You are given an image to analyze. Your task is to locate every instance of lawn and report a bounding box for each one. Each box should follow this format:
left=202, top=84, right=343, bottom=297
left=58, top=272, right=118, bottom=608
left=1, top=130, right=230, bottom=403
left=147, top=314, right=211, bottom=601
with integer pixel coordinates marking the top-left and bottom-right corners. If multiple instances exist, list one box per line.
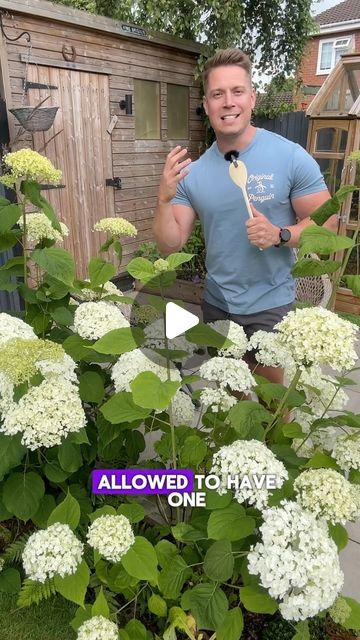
left=0, top=592, right=76, bottom=640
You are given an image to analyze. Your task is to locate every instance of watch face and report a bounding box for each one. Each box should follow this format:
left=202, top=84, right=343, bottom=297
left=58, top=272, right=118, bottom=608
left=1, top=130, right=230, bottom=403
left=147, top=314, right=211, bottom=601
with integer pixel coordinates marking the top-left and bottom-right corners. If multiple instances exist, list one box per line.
left=280, top=228, right=291, bottom=243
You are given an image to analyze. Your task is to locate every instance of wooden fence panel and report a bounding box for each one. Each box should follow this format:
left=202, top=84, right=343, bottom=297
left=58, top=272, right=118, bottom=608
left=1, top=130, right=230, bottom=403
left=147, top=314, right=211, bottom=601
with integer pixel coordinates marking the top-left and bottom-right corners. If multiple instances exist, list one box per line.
left=254, top=111, right=309, bottom=149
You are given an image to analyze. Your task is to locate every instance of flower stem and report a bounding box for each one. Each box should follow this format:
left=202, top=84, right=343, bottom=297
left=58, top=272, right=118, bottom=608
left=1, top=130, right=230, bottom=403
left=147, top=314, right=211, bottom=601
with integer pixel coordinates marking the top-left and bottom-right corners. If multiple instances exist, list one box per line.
left=266, top=367, right=302, bottom=436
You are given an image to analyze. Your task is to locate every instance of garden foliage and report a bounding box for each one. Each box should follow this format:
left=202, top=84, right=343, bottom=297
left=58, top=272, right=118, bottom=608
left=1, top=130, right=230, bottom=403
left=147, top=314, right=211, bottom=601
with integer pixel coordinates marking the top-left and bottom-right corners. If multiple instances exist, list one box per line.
left=0, top=149, right=360, bottom=639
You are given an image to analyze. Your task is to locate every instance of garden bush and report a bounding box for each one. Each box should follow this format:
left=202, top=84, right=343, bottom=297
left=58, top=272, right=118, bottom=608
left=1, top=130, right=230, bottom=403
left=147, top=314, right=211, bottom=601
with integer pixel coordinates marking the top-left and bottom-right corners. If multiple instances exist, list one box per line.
left=0, top=149, right=359, bottom=640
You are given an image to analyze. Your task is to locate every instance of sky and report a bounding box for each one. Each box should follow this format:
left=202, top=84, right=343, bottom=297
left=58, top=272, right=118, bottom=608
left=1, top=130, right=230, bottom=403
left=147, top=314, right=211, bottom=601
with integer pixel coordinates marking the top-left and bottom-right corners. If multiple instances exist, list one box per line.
left=311, top=0, right=341, bottom=15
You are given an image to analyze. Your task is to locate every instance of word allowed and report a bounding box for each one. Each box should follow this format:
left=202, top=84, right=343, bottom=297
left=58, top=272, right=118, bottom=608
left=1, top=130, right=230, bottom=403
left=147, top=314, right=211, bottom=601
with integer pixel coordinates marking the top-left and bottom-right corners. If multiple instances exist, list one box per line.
left=92, top=470, right=278, bottom=507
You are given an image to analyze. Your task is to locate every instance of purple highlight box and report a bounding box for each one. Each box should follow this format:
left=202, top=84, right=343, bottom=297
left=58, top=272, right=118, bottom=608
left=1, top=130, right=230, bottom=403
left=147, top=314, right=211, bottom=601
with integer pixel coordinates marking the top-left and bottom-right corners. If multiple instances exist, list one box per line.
left=92, top=469, right=194, bottom=495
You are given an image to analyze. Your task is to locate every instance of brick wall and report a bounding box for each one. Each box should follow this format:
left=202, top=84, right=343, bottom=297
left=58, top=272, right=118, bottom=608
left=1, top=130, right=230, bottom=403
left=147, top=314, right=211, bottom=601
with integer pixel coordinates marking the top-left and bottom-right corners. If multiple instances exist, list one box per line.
left=297, top=28, right=360, bottom=109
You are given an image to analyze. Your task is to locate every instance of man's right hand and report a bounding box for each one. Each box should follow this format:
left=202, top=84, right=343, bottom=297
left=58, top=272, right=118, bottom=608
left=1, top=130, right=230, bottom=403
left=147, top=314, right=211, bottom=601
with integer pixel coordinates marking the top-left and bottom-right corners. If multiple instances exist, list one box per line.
left=158, top=146, right=192, bottom=204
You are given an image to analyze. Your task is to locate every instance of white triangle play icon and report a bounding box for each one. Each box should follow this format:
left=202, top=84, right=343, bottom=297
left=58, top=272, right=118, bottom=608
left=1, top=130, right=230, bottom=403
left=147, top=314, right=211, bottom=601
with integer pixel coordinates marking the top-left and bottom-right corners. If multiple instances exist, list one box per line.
left=165, top=302, right=199, bottom=339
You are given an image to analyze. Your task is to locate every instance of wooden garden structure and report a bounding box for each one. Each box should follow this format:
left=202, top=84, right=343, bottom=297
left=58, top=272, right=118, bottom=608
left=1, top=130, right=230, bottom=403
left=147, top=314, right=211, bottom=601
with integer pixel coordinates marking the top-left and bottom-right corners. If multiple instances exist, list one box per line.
left=306, top=53, right=360, bottom=314
left=0, top=0, right=204, bottom=277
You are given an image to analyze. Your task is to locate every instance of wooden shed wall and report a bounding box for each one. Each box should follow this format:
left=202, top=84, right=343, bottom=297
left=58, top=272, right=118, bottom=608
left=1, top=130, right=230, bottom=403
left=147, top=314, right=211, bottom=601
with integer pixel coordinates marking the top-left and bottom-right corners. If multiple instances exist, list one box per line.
left=2, top=11, right=203, bottom=275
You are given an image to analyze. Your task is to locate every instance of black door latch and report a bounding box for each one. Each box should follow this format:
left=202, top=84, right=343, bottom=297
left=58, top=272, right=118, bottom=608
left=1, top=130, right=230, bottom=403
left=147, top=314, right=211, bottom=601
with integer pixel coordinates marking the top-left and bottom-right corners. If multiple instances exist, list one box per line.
left=106, top=177, right=122, bottom=189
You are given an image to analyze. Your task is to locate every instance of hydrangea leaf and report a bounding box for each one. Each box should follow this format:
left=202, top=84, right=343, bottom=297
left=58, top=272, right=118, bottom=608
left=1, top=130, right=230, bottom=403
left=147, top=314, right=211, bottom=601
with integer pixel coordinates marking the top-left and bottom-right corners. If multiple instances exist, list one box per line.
left=21, top=181, right=62, bottom=233
left=155, top=540, right=178, bottom=569
left=121, top=536, right=158, bottom=583
left=240, top=585, right=278, bottom=614
left=126, top=257, right=155, bottom=282
left=158, top=555, right=192, bottom=599
left=117, top=503, right=145, bottom=523
left=32, top=247, right=75, bottom=286
left=101, top=392, right=151, bottom=424
left=180, top=435, right=207, bottom=466
left=328, top=523, right=348, bottom=551
left=3, top=471, right=45, bottom=522
left=204, top=540, right=234, bottom=582
left=125, top=619, right=147, bottom=640
left=91, top=586, right=110, bottom=618
left=0, top=568, right=21, bottom=594
left=189, top=583, right=228, bottom=630
left=79, top=371, right=105, bottom=404
left=228, top=401, right=272, bottom=437
left=131, top=372, right=180, bottom=410
left=208, top=504, right=255, bottom=541
left=291, top=258, right=341, bottom=277
left=47, top=490, right=81, bottom=530
left=0, top=433, right=26, bottom=482
left=166, top=253, right=195, bottom=269
left=58, top=440, right=82, bottom=473
left=88, top=257, right=116, bottom=288
left=91, top=327, right=144, bottom=355
left=298, top=225, right=354, bottom=257
left=54, top=560, right=90, bottom=608
left=185, top=322, right=233, bottom=349
left=215, top=607, right=244, bottom=640
left=32, top=494, right=56, bottom=529
left=0, top=203, right=22, bottom=233
left=292, top=620, right=310, bottom=639
left=148, top=594, right=167, bottom=618
left=342, top=597, right=360, bottom=630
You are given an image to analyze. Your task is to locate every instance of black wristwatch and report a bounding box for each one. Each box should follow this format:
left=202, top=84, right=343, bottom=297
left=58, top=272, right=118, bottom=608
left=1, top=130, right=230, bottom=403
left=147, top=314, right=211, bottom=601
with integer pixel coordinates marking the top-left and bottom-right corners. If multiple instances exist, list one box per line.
left=274, top=227, right=291, bottom=247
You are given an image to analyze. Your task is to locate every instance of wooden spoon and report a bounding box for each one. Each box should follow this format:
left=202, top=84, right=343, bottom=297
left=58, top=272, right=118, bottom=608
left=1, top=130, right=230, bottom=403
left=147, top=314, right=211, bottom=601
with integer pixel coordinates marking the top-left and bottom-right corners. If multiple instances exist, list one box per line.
left=229, top=160, right=253, bottom=218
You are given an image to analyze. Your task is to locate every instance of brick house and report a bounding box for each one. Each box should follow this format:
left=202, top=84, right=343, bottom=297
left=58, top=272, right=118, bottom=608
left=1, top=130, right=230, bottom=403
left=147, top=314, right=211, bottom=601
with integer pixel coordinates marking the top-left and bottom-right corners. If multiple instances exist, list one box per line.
left=299, top=0, right=360, bottom=108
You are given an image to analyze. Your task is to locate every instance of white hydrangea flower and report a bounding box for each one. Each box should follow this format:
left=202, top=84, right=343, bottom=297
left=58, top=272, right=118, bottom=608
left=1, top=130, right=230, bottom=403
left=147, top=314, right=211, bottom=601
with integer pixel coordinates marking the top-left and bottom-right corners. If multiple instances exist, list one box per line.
left=294, top=468, right=360, bottom=524
left=1, top=378, right=86, bottom=449
left=248, top=501, right=344, bottom=621
left=77, top=616, right=119, bottom=640
left=19, top=212, right=69, bottom=244
left=93, top=217, right=137, bottom=237
left=0, top=314, right=36, bottom=346
left=210, top=440, right=288, bottom=510
left=73, top=301, right=130, bottom=340
left=37, top=353, right=78, bottom=383
left=87, top=515, right=135, bottom=562
left=0, top=372, right=15, bottom=416
left=143, top=318, right=194, bottom=359
left=200, top=386, right=237, bottom=413
left=171, top=390, right=195, bottom=426
left=209, top=320, right=249, bottom=359
left=248, top=330, right=291, bottom=368
left=0, top=558, right=4, bottom=572
left=153, top=258, right=169, bottom=273
left=23, top=523, right=83, bottom=582
left=275, top=307, right=358, bottom=371
left=112, top=348, right=181, bottom=393
left=199, top=356, right=255, bottom=393
left=74, top=280, right=123, bottom=303
left=332, top=433, right=360, bottom=471
left=285, top=363, right=349, bottom=415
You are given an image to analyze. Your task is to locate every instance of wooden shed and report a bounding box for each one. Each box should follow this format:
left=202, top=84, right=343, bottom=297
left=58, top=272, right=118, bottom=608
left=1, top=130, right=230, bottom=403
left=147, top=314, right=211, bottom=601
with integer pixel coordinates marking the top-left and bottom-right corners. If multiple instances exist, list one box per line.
left=0, top=0, right=204, bottom=277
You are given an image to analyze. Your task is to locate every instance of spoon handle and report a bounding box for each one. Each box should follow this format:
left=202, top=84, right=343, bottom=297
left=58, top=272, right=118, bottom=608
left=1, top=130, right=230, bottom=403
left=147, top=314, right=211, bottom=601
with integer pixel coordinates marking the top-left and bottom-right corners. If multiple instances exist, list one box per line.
left=241, top=186, right=253, bottom=219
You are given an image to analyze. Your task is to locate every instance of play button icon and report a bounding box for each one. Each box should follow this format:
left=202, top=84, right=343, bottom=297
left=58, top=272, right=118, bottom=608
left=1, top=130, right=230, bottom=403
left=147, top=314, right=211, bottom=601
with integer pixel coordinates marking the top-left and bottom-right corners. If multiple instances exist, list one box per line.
left=165, top=302, right=199, bottom=339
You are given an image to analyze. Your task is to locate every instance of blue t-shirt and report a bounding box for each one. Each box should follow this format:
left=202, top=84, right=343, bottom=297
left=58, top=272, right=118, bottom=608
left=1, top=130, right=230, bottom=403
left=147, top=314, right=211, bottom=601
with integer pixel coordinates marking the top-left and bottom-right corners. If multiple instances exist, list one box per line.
left=173, top=128, right=327, bottom=314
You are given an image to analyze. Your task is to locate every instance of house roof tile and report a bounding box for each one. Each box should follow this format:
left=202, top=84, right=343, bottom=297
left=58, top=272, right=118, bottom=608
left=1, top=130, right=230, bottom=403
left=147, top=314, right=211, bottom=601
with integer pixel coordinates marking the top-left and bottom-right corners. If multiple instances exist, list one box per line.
left=316, top=0, right=360, bottom=26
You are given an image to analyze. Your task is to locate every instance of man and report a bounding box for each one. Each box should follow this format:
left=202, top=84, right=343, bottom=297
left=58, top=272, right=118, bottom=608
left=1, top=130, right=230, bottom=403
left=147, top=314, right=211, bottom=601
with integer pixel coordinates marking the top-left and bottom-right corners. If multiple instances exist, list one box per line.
left=153, top=48, right=336, bottom=383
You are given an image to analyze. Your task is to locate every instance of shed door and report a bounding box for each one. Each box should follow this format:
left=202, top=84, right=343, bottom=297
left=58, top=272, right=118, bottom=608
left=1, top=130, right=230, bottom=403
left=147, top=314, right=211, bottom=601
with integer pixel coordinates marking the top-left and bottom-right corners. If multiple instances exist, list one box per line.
left=27, top=65, right=114, bottom=278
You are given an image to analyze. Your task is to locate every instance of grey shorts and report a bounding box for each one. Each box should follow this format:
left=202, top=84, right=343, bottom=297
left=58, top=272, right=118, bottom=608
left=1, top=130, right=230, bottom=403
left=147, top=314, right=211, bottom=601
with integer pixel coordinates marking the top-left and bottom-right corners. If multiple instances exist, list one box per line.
left=201, top=299, right=294, bottom=364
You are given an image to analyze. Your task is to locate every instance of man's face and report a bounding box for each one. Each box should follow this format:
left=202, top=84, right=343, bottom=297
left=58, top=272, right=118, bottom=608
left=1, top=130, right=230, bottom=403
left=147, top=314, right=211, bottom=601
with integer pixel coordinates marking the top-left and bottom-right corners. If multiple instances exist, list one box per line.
left=203, top=65, right=256, bottom=139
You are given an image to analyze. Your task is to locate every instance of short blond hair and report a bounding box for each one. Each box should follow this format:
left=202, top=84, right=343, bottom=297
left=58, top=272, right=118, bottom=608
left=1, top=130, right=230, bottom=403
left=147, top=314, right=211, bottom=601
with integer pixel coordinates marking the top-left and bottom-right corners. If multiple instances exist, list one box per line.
left=202, top=48, right=252, bottom=93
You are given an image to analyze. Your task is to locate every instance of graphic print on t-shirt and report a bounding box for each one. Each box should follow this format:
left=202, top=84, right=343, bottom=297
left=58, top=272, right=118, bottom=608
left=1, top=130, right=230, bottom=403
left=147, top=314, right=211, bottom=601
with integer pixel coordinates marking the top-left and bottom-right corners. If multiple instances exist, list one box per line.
left=247, top=173, right=275, bottom=204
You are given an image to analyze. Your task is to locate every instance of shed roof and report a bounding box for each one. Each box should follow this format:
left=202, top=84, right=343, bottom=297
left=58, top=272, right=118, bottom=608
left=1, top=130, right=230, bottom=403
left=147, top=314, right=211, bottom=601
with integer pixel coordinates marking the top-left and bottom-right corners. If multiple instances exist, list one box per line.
left=0, top=0, right=203, bottom=54
left=316, top=0, right=360, bottom=26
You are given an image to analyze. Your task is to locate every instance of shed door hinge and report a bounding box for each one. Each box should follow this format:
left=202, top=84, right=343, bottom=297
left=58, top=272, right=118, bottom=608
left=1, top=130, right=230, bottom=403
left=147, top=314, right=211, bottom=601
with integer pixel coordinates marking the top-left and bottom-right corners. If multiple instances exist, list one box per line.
left=106, top=177, right=122, bottom=189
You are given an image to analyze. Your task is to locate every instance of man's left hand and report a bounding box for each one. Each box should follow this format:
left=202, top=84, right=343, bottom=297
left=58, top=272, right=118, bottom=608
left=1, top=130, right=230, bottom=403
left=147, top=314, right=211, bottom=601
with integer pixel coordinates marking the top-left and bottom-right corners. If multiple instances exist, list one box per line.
left=246, top=206, right=279, bottom=249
